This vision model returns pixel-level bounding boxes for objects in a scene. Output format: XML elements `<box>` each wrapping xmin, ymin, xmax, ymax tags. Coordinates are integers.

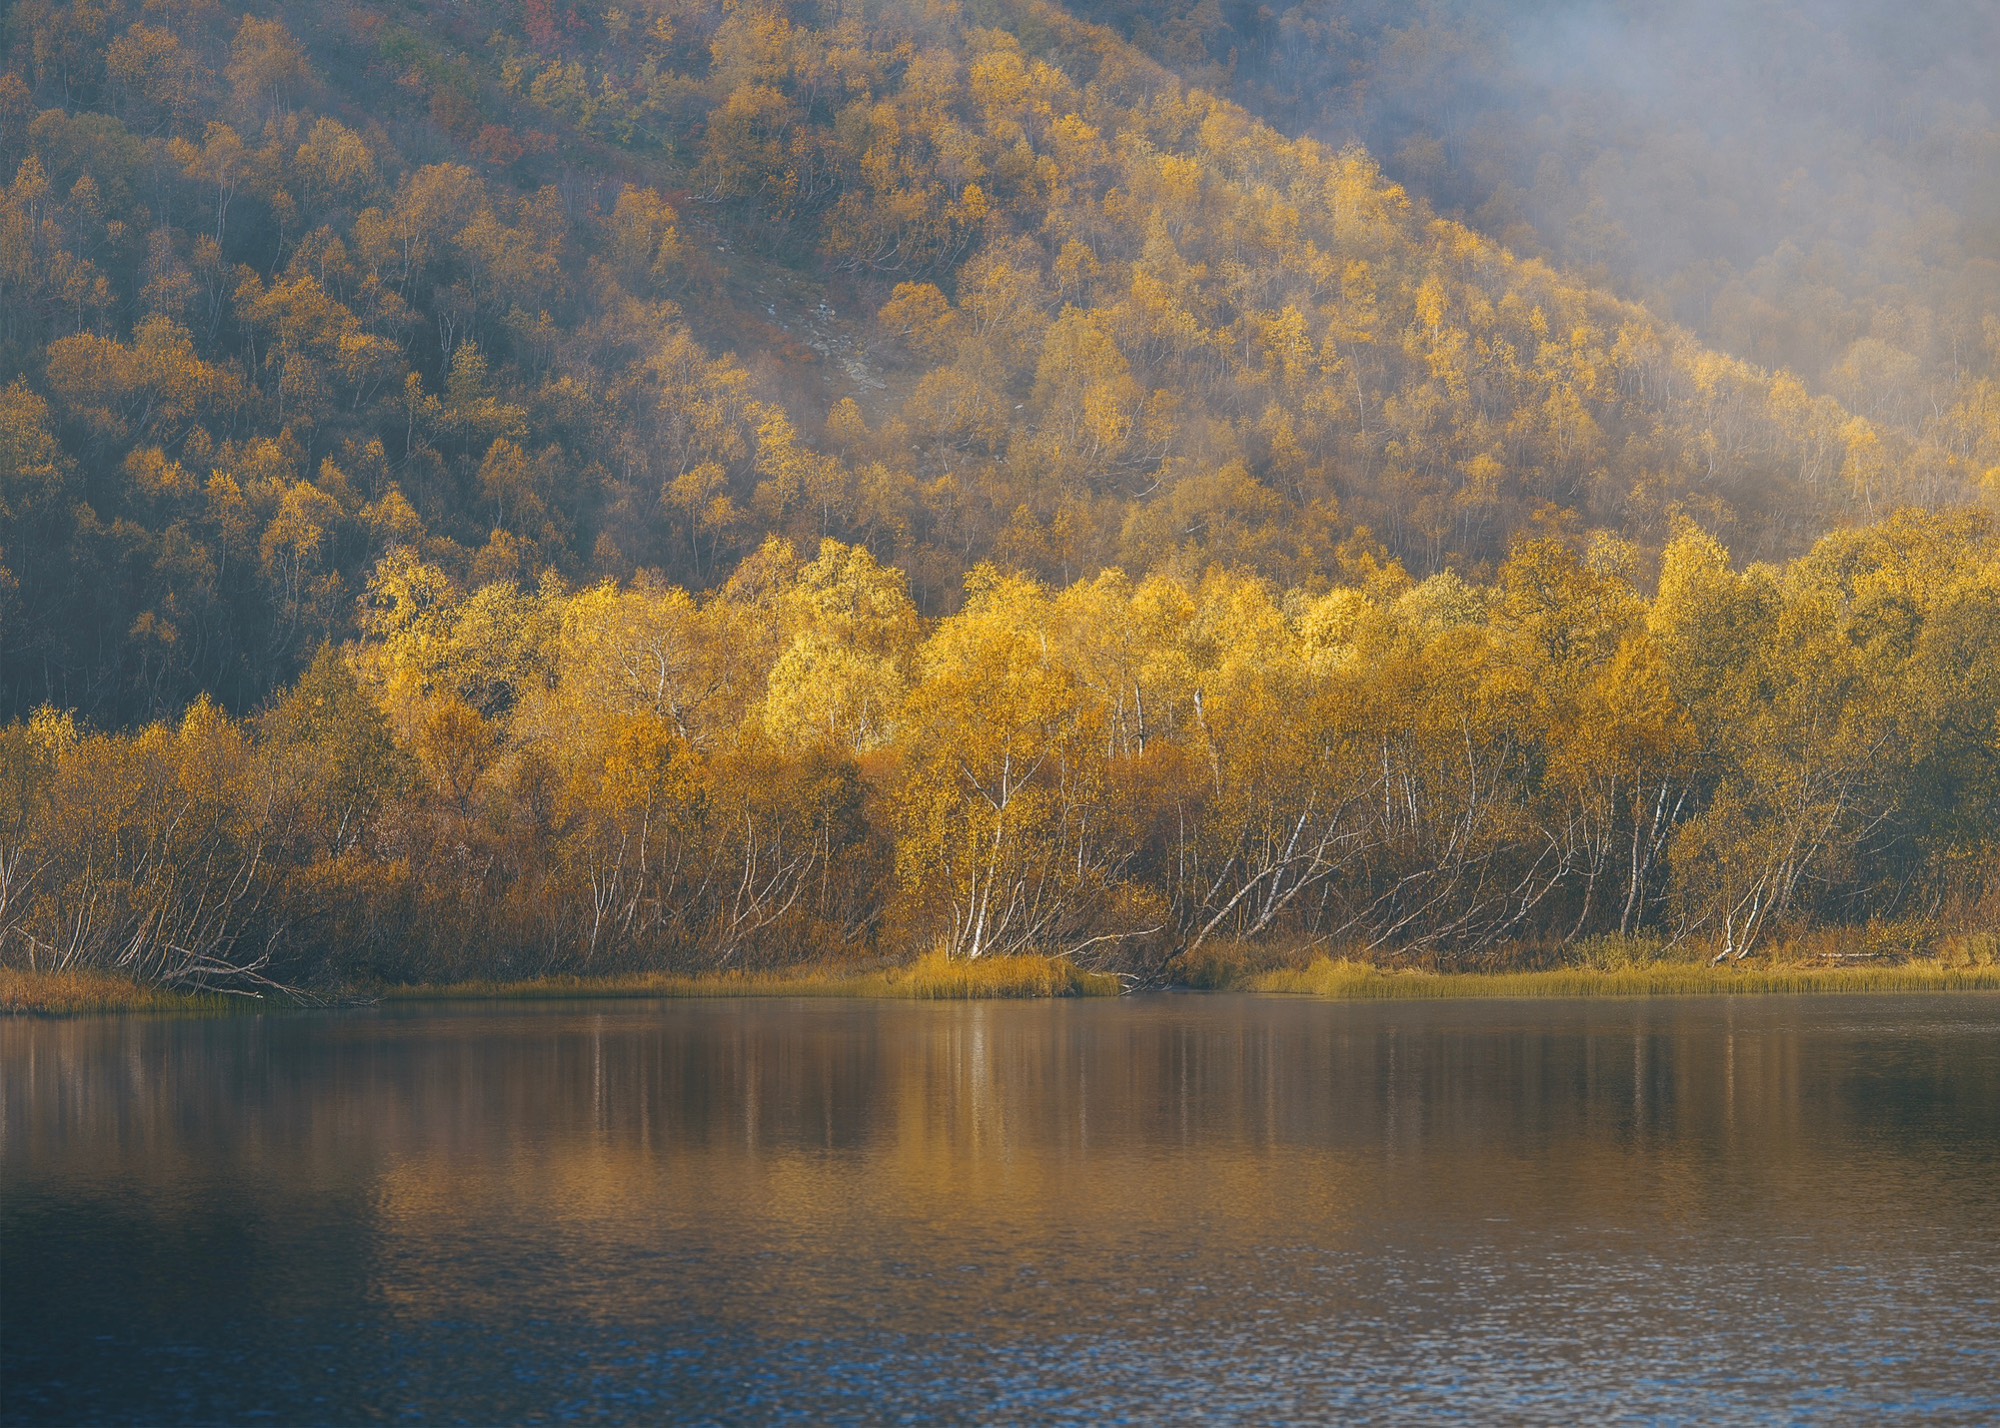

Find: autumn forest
<box><xmin>2</xmin><ymin>0</ymin><xmax>1998</xmax><ymax>992</ymax></box>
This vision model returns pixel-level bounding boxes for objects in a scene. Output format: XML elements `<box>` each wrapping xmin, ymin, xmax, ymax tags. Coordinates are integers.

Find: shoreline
<box><xmin>5</xmin><ymin>956</ymin><xmax>1998</xmax><ymax>1017</ymax></box>
<box><xmin>1244</xmin><ymin>958</ymin><xmax>2000</xmax><ymax>1000</ymax></box>
<box><xmin>379</xmin><ymin>953</ymin><xmax>1124</xmax><ymax>1005</ymax></box>
<box><xmin>0</xmin><ymin>954</ymin><xmax>1124</xmax><ymax>1016</ymax></box>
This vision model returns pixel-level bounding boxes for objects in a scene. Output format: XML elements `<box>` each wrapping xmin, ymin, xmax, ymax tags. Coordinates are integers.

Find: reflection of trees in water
<box><xmin>8</xmin><ymin>1003</ymin><xmax>1995</xmax><ymax>1252</ymax></box>
<box><xmin>4</xmin><ymin>1000</ymin><xmax>1998</xmax><ymax>1422</ymax></box>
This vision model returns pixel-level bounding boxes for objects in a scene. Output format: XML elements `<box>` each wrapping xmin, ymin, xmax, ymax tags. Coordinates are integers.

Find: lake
<box><xmin>4</xmin><ymin>994</ymin><xmax>1998</xmax><ymax>1423</ymax></box>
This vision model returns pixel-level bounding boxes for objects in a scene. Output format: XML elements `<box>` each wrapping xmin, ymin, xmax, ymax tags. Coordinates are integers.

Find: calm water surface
<box><xmin>4</xmin><ymin>994</ymin><xmax>1999</xmax><ymax>1423</ymax></box>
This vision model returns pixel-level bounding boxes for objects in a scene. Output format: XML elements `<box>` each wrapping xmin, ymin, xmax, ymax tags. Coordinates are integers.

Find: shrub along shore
<box><xmin>7</xmin><ymin>952</ymin><xmax>1999</xmax><ymax>1015</ymax></box>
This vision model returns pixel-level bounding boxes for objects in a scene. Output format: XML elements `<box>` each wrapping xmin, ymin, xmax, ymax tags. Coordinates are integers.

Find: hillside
<box><xmin>5</xmin><ymin>0</ymin><xmax>1981</xmax><ymax>724</ymax></box>
<box><xmin>1</xmin><ymin>0</ymin><xmax>1996</xmax><ymax>987</ymax></box>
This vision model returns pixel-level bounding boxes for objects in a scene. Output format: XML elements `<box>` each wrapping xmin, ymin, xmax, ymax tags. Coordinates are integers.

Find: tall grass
<box><xmin>888</xmin><ymin>950</ymin><xmax>1122</xmax><ymax>999</ymax></box>
<box><xmin>18</xmin><ymin>950</ymin><xmax>1994</xmax><ymax>1014</ymax></box>
<box><xmin>0</xmin><ymin>969</ymin><xmax>232</xmax><ymax>1016</ymax></box>
<box><xmin>1248</xmin><ymin>958</ymin><xmax>2000</xmax><ymax>1000</ymax></box>
<box><xmin>383</xmin><ymin>951</ymin><xmax>1122</xmax><ymax>1003</ymax></box>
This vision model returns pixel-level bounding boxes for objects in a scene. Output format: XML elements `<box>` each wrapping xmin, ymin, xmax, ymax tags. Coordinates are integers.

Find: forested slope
<box><xmin>1</xmin><ymin>0</ymin><xmax>1995</xmax><ymax>986</ymax></box>
<box><xmin>6</xmin><ymin>0</ymin><xmax>1976</xmax><ymax>723</ymax></box>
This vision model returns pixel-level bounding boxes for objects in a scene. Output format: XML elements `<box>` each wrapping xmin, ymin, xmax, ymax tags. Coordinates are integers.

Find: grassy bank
<box><xmin>381</xmin><ymin>951</ymin><xmax>1125</xmax><ymax>1004</ymax></box>
<box><xmin>1247</xmin><ymin>958</ymin><xmax>2000</xmax><ymax>1000</ymax></box>
<box><xmin>0</xmin><ymin>969</ymin><xmax>233</xmax><ymax>1017</ymax></box>
<box><xmin>14</xmin><ymin>952</ymin><xmax>2000</xmax><ymax>1016</ymax></box>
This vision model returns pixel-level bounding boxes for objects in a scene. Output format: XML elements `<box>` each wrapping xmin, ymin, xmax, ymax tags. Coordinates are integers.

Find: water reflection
<box><xmin>5</xmin><ymin>995</ymin><xmax>1999</xmax><ymax>1422</ymax></box>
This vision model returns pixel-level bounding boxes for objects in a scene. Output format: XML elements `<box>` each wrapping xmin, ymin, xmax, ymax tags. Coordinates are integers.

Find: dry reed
<box><xmin>383</xmin><ymin>951</ymin><xmax>1122</xmax><ymax>1003</ymax></box>
<box><xmin>0</xmin><ymin>969</ymin><xmax>230</xmax><ymax>1016</ymax></box>
<box><xmin>1248</xmin><ymin>958</ymin><xmax>2000</xmax><ymax>1000</ymax></box>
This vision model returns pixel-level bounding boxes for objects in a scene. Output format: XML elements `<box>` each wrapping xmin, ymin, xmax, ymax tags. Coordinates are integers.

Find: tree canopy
<box><xmin>0</xmin><ymin>0</ymin><xmax>1994</xmax><ymax>984</ymax></box>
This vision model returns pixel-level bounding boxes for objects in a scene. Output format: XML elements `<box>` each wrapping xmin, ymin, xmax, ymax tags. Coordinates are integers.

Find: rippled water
<box><xmin>4</xmin><ymin>994</ymin><xmax>1999</xmax><ymax>1423</ymax></box>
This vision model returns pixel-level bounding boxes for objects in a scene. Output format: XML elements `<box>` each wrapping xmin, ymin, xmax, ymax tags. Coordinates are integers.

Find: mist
<box><xmin>1096</xmin><ymin>0</ymin><xmax>2000</xmax><ymax>416</ymax></box>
